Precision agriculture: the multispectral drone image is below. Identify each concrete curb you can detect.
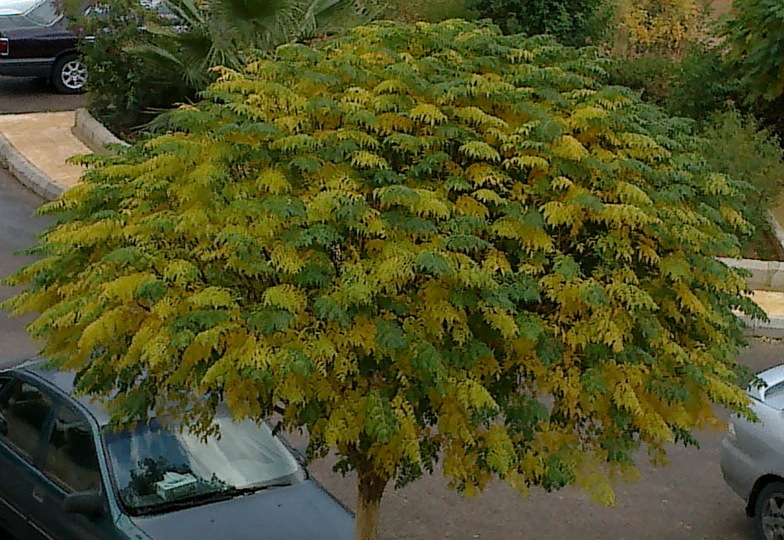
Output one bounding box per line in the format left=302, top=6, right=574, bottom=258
left=719, top=257, right=784, bottom=292
left=0, top=130, right=64, bottom=202
left=738, top=314, right=784, bottom=338
left=768, top=210, right=784, bottom=254
left=72, top=108, right=130, bottom=155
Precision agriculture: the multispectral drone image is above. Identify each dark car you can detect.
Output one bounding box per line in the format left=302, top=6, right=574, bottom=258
left=0, top=0, right=86, bottom=93
left=0, top=359, right=355, bottom=539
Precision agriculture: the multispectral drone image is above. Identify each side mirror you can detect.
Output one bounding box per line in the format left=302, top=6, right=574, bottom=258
left=0, top=412, right=7, bottom=436
left=64, top=490, right=104, bottom=517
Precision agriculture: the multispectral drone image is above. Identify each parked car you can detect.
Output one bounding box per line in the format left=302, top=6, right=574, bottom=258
left=0, top=0, right=86, bottom=93
left=721, top=363, right=784, bottom=540
left=0, top=358, right=354, bottom=539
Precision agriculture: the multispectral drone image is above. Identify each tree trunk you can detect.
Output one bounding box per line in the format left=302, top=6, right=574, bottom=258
left=353, top=468, right=388, bottom=540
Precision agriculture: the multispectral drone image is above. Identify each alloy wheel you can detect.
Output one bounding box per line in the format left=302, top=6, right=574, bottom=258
left=60, top=59, right=87, bottom=91
left=762, top=493, right=784, bottom=540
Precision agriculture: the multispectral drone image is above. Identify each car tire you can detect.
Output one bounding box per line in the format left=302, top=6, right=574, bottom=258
left=755, top=481, right=784, bottom=540
left=51, top=54, right=87, bottom=94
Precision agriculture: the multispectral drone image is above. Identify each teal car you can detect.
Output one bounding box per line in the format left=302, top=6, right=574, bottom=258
left=0, top=359, right=354, bottom=539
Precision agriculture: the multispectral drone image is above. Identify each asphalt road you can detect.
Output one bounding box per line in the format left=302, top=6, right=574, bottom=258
left=0, top=75, right=85, bottom=114
left=310, top=344, right=774, bottom=540
left=0, top=170, right=50, bottom=364
left=0, top=79, right=774, bottom=540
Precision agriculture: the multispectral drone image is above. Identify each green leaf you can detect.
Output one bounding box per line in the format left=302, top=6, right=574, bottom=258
left=364, top=391, right=398, bottom=444
left=375, top=318, right=407, bottom=351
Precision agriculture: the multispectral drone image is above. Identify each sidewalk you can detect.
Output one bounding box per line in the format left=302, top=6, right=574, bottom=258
left=0, top=111, right=89, bottom=189
left=2, top=109, right=784, bottom=333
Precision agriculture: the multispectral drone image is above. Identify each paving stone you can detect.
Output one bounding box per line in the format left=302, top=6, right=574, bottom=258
left=0, top=111, right=89, bottom=189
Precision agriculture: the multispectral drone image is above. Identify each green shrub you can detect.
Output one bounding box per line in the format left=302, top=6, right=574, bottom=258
left=723, top=0, right=784, bottom=104
left=606, top=53, right=676, bottom=109
left=383, top=0, right=476, bottom=22
left=68, top=0, right=375, bottom=136
left=667, top=45, right=737, bottom=119
left=700, top=109, right=784, bottom=258
left=72, top=0, right=192, bottom=137
left=470, top=0, right=612, bottom=46
left=607, top=44, right=738, bottom=121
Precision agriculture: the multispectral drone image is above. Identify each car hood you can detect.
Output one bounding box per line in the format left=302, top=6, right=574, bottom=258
left=129, top=480, right=354, bottom=540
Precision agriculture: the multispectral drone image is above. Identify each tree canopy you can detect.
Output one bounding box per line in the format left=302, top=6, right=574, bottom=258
left=4, top=19, right=761, bottom=540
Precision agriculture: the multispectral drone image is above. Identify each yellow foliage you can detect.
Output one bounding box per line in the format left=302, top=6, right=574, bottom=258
left=614, top=0, right=707, bottom=56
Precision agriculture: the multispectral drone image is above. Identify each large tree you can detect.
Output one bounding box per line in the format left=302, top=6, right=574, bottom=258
left=5, top=20, right=761, bottom=540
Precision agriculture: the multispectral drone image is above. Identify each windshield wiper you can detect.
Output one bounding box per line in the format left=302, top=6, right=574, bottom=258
left=133, top=481, right=295, bottom=515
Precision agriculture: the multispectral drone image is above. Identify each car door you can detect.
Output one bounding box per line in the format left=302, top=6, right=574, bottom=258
left=28, top=400, right=116, bottom=540
left=12, top=15, right=77, bottom=60
left=0, top=376, right=55, bottom=539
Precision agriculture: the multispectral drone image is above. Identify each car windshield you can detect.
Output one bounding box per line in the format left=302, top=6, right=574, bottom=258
left=0, top=0, right=36, bottom=15
left=0, top=0, right=59, bottom=26
left=102, top=415, right=304, bottom=515
left=23, top=0, right=59, bottom=26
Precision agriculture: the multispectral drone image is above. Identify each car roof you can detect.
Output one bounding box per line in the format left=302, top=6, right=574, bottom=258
left=3, top=358, right=113, bottom=426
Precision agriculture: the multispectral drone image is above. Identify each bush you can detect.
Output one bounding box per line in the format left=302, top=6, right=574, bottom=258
left=700, top=110, right=784, bottom=258
left=667, top=45, right=737, bottom=119
left=383, top=0, right=476, bottom=22
left=471, top=0, right=612, bottom=46
left=5, top=21, right=761, bottom=540
left=613, top=0, right=710, bottom=57
left=68, top=0, right=193, bottom=137
left=606, top=53, right=676, bottom=109
left=607, top=43, right=737, bottom=120
left=723, top=0, right=784, bottom=104
left=68, top=0, right=375, bottom=136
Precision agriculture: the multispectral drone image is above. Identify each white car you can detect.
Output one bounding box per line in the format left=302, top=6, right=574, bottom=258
left=721, top=363, right=784, bottom=540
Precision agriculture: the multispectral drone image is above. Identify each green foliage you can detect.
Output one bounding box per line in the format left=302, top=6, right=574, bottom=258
left=4, top=20, right=760, bottom=537
left=699, top=109, right=784, bottom=258
left=382, top=0, right=476, bottom=22
left=667, top=44, right=737, bottom=119
left=607, top=52, right=676, bottom=109
left=607, top=44, right=737, bottom=120
left=470, top=0, right=613, bottom=46
left=68, top=0, right=375, bottom=134
left=133, top=0, right=375, bottom=90
left=72, top=0, right=193, bottom=134
left=723, top=0, right=784, bottom=103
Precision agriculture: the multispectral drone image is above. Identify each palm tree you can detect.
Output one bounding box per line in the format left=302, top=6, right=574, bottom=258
left=130, top=0, right=377, bottom=90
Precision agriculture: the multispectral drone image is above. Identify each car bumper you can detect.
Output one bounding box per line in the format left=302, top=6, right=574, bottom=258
left=0, top=58, right=53, bottom=78
left=720, top=435, right=759, bottom=507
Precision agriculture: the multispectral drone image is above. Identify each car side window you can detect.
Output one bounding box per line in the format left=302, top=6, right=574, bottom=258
left=42, top=404, right=101, bottom=493
left=0, top=379, right=52, bottom=460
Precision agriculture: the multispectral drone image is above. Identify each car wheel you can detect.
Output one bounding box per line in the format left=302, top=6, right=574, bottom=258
left=51, top=54, right=87, bottom=94
left=756, top=481, right=784, bottom=540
